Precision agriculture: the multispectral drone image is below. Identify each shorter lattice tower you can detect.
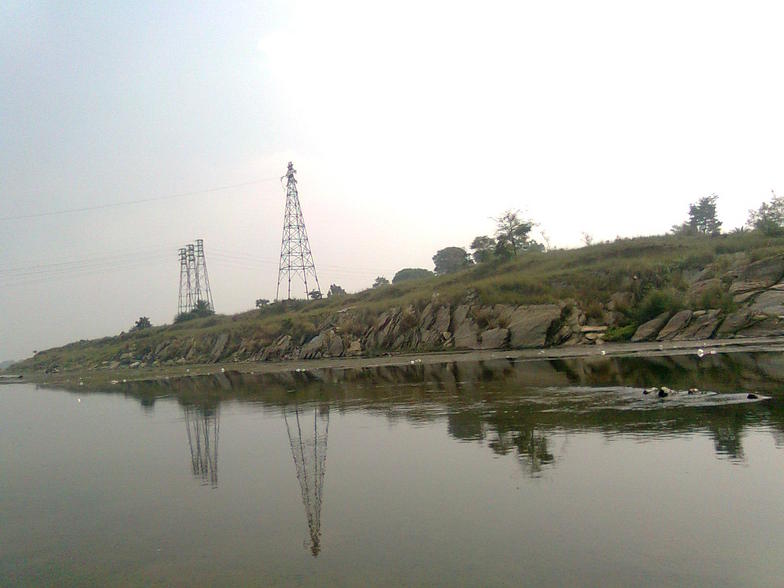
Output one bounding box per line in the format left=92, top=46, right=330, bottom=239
left=276, top=162, right=321, bottom=300
left=177, top=239, right=216, bottom=315
left=178, top=247, right=190, bottom=314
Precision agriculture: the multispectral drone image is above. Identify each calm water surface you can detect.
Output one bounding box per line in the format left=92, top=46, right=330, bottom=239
left=2, top=352, right=784, bottom=586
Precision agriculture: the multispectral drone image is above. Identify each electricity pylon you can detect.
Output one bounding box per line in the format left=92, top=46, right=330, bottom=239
left=276, top=162, right=321, bottom=300
left=177, top=239, right=215, bottom=315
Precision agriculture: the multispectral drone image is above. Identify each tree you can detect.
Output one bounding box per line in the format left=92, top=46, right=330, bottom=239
left=581, top=232, right=594, bottom=246
left=674, top=194, right=722, bottom=236
left=748, top=192, right=784, bottom=236
left=174, top=300, right=215, bottom=323
left=131, top=316, right=151, bottom=331
left=392, top=268, right=435, bottom=283
left=308, top=289, right=323, bottom=300
left=672, top=194, right=722, bottom=235
left=494, top=210, right=535, bottom=256
left=373, top=276, right=389, bottom=288
left=255, top=298, right=270, bottom=308
left=470, top=235, right=496, bottom=263
left=191, top=299, right=214, bottom=317
left=432, top=246, right=472, bottom=275
left=327, top=284, right=346, bottom=298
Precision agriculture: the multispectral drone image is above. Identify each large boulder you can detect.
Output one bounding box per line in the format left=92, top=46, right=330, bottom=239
left=209, top=333, right=229, bottom=363
left=717, top=309, right=758, bottom=337
left=631, top=311, right=671, bottom=342
left=480, top=328, right=509, bottom=350
left=674, top=309, right=722, bottom=340
left=729, top=256, right=784, bottom=296
left=737, top=317, right=784, bottom=337
left=260, top=334, right=294, bottom=361
left=657, top=310, right=693, bottom=340
left=507, top=305, right=561, bottom=348
left=749, top=290, right=784, bottom=316
left=452, top=305, right=480, bottom=349
left=325, top=331, right=345, bottom=357
left=688, top=278, right=722, bottom=300
left=300, top=333, right=325, bottom=359
left=433, top=306, right=451, bottom=334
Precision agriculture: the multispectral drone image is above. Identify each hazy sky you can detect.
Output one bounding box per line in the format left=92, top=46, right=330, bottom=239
left=2, top=0, right=784, bottom=360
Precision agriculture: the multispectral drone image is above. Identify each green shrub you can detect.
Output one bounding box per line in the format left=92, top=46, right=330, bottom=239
left=694, top=284, right=736, bottom=314
left=635, top=288, right=683, bottom=323
left=604, top=324, right=637, bottom=342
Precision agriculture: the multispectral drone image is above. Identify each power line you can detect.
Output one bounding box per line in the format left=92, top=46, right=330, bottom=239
left=0, top=176, right=280, bottom=222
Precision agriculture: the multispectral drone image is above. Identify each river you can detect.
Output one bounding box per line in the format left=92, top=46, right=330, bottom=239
left=2, top=351, right=783, bottom=586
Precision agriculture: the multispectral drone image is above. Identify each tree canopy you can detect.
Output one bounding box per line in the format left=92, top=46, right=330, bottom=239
left=392, top=268, right=434, bottom=283
left=673, top=194, right=722, bottom=236
left=373, top=276, right=390, bottom=288
left=327, top=284, right=347, bottom=297
left=131, top=316, right=151, bottom=331
left=174, top=300, right=215, bottom=323
left=494, top=210, right=536, bottom=257
left=432, top=246, right=472, bottom=275
left=748, top=192, right=784, bottom=236
left=469, top=235, right=496, bottom=263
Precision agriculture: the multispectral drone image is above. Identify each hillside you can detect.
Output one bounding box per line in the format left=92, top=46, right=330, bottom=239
left=14, top=232, right=784, bottom=374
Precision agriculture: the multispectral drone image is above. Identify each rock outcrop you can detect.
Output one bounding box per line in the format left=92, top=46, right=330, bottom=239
left=24, top=252, right=784, bottom=373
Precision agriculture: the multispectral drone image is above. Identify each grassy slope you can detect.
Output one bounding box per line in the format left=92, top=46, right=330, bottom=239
left=13, top=231, right=784, bottom=371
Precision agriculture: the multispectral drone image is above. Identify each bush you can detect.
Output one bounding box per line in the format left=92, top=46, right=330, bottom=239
left=693, top=284, right=736, bottom=314
left=604, top=324, right=637, bottom=342
left=635, top=288, right=683, bottom=323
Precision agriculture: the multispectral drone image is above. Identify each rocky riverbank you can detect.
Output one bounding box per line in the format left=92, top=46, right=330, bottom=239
left=16, top=247, right=784, bottom=376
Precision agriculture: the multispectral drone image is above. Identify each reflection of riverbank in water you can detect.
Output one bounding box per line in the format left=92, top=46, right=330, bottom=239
left=45, top=348, right=784, bottom=474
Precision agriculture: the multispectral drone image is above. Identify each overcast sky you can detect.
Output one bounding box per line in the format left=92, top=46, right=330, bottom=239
left=2, top=0, right=784, bottom=361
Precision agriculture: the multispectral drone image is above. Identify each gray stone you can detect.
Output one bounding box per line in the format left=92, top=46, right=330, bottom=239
left=326, top=332, right=344, bottom=357
left=453, top=321, right=480, bottom=350
left=433, top=306, right=451, bottom=334
left=737, top=317, right=784, bottom=337
left=657, top=310, right=693, bottom=340
left=451, top=305, right=471, bottom=331
left=729, top=256, right=784, bottom=295
left=480, top=328, right=509, bottom=350
left=300, top=334, right=325, bottom=359
left=688, top=278, right=722, bottom=300
left=580, top=325, right=608, bottom=333
left=631, top=311, right=671, bottom=342
left=717, top=310, right=756, bottom=337
left=261, top=334, right=293, bottom=361
left=347, top=340, right=362, bottom=355
left=674, top=309, right=722, bottom=340
left=507, top=305, right=561, bottom=348
left=209, top=332, right=229, bottom=363
left=749, top=290, right=784, bottom=316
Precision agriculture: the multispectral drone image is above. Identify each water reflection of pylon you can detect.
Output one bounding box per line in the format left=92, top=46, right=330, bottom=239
left=184, top=405, right=220, bottom=488
left=284, top=404, right=329, bottom=557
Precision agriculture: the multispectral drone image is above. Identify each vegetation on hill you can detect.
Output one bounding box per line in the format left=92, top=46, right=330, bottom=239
left=13, top=228, right=784, bottom=374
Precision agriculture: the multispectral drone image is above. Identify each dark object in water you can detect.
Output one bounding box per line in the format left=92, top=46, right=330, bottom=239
left=657, top=389, right=669, bottom=398
left=688, top=388, right=699, bottom=395
left=643, top=388, right=651, bottom=395
left=747, top=393, right=759, bottom=400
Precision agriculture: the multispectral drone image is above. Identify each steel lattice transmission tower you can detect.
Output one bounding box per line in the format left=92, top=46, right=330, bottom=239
left=177, top=238, right=215, bottom=315
left=276, top=162, right=321, bottom=300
